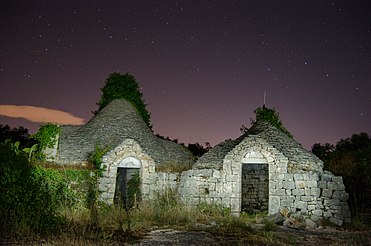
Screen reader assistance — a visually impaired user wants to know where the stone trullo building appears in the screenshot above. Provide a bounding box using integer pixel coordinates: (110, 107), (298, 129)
(45, 99), (351, 226)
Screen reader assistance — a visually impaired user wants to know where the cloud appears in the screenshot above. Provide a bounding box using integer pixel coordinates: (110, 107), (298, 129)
(0, 105), (85, 125)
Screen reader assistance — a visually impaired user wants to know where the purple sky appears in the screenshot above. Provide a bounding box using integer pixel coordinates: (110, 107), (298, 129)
(0, 1), (370, 149)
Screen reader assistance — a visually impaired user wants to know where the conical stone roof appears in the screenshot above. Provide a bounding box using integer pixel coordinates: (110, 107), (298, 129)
(193, 120), (323, 172)
(57, 99), (167, 164)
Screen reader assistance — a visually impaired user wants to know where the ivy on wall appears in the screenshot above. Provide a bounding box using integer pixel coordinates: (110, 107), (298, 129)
(32, 123), (61, 157)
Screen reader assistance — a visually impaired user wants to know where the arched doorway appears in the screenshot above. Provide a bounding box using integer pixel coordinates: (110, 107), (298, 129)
(241, 151), (269, 213)
(114, 157), (141, 210)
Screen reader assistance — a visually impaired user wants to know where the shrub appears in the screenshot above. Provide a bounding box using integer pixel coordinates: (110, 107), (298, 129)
(0, 140), (63, 236)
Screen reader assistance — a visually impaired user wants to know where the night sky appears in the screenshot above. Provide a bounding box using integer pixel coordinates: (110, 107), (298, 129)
(0, 1), (370, 149)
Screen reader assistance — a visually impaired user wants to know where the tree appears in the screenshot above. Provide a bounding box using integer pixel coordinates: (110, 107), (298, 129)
(251, 106), (293, 138)
(0, 124), (35, 148)
(311, 133), (371, 214)
(311, 143), (335, 164)
(187, 142), (211, 157)
(96, 73), (151, 128)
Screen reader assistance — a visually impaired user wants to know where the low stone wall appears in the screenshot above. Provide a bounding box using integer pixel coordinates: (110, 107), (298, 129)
(155, 172), (180, 194)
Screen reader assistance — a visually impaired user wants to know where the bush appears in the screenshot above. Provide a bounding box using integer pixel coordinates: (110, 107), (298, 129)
(0, 140), (63, 236)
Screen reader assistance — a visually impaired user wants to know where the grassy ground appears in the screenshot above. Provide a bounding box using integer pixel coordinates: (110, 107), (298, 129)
(2, 191), (370, 245)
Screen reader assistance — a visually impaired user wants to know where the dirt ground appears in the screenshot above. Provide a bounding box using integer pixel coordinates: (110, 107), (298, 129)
(137, 227), (371, 246)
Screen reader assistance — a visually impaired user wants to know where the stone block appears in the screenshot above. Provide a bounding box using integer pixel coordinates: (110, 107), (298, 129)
(286, 189), (292, 195)
(212, 170), (220, 178)
(312, 209), (323, 217)
(292, 189), (304, 196)
(308, 173), (320, 181)
(284, 174), (294, 181)
(329, 218), (343, 226)
(318, 180), (327, 189)
(322, 188), (332, 198)
(323, 211), (332, 218)
(226, 174), (239, 182)
(332, 190), (341, 199)
(270, 188), (286, 196)
(294, 173), (303, 181)
(307, 180), (317, 188)
(321, 172), (333, 181)
(301, 196), (314, 202)
(332, 176), (343, 183)
(269, 196), (281, 214)
(280, 199), (292, 207)
(295, 181), (306, 189)
(310, 187), (321, 197)
(324, 199), (340, 206)
(327, 182), (339, 191)
(305, 218), (318, 229)
(283, 181), (296, 190)
(308, 204), (316, 210)
(294, 200), (307, 211)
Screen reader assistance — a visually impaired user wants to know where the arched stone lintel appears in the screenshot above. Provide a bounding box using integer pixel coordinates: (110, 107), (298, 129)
(118, 156), (141, 168)
(241, 150), (269, 164)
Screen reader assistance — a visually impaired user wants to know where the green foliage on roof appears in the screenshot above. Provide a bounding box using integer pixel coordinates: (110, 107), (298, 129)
(97, 72), (151, 128)
(253, 106), (293, 138)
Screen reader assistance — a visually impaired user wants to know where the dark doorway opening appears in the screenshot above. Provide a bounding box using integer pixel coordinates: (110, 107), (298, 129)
(241, 163), (269, 213)
(114, 168), (140, 210)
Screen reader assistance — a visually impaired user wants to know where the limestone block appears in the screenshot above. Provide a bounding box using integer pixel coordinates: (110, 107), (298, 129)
(332, 190), (341, 199)
(327, 182), (339, 191)
(332, 176), (343, 183)
(329, 218), (343, 226)
(321, 172), (333, 181)
(308, 204), (316, 210)
(310, 188), (321, 197)
(322, 188), (332, 198)
(286, 189), (292, 195)
(231, 182), (240, 194)
(309, 172), (320, 181)
(284, 174), (294, 181)
(269, 196), (280, 214)
(283, 181), (295, 190)
(305, 218), (318, 229)
(324, 199), (340, 206)
(270, 188), (285, 196)
(305, 188), (311, 196)
(226, 174), (239, 182)
(301, 196), (314, 202)
(280, 199), (291, 207)
(312, 209), (323, 217)
(230, 198), (240, 212)
(212, 170), (220, 178)
(292, 189), (305, 196)
(295, 181), (306, 189)
(232, 167), (240, 175)
(307, 180), (317, 188)
(293, 200), (307, 211)
(318, 181), (327, 189)
(270, 181), (278, 189)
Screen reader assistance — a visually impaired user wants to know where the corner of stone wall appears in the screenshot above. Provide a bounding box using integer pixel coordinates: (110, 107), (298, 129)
(315, 171), (351, 225)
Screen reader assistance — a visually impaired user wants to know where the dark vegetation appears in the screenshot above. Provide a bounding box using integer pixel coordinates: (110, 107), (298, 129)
(0, 124), (36, 148)
(95, 72), (152, 128)
(312, 133), (371, 222)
